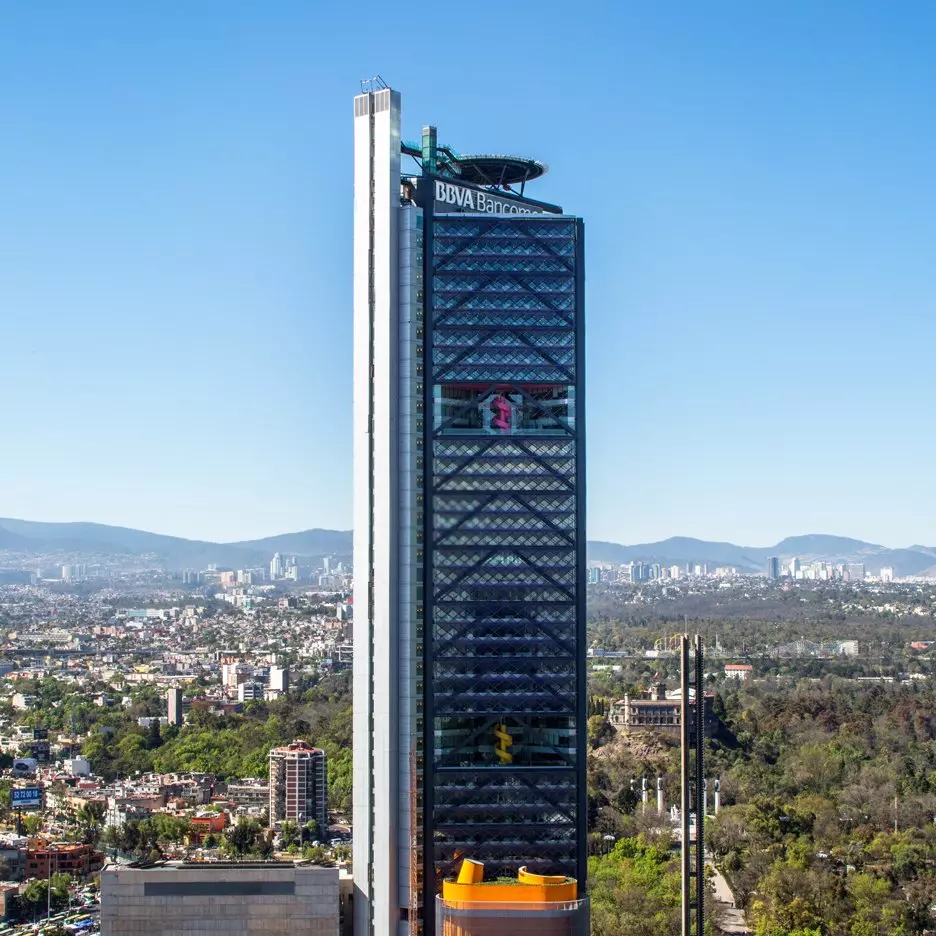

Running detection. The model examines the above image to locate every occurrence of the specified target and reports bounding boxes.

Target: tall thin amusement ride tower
[353,80,586,936]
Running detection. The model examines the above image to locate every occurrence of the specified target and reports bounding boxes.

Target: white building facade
[353,83,418,936]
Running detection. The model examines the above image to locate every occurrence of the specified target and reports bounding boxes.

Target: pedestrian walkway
[709,859,751,934]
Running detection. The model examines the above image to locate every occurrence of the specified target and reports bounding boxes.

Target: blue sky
[2,2,935,547]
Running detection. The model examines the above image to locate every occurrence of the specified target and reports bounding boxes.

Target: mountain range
[587,534,936,577]
[1,518,934,577]
[0,518,352,572]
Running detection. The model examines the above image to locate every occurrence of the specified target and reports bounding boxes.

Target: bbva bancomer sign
[434,179,553,215]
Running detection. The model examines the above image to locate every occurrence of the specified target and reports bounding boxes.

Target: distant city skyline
[3,517,935,579]
[3,4,936,546]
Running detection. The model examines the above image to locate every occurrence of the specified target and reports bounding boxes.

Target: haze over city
[3,2,936,546]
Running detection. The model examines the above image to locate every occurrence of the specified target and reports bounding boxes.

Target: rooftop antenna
[360,75,389,93]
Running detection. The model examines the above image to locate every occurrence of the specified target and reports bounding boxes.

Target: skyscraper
[353,81,586,936]
[270,553,283,579]
[766,556,781,580]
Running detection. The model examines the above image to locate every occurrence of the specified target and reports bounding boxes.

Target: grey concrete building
[101,861,340,936]
[0,837,28,881]
[225,779,271,811]
[167,687,184,727]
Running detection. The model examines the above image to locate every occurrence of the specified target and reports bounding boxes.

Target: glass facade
[424,213,585,892]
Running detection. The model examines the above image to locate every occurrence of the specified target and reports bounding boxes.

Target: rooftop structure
[101,861,341,936]
[436,860,587,936]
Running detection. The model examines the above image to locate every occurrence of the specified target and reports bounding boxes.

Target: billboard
[11,787,42,809]
[424,176,562,216]
[11,758,38,776]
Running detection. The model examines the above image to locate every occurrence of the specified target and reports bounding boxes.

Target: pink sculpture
[491,393,511,431]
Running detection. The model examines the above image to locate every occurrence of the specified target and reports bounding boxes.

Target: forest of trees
[583,585,936,935]
[589,837,688,936]
[709,678,936,935]
[587,673,936,935]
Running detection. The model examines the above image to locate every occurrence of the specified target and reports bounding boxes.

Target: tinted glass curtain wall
[423,211,586,889]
